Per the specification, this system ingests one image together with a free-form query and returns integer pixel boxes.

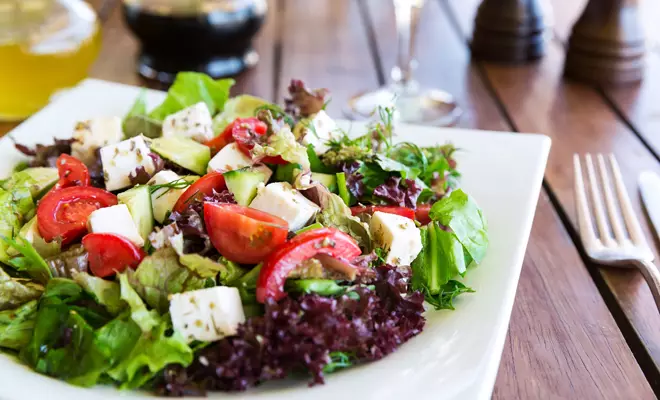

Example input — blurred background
[0,0,658,123]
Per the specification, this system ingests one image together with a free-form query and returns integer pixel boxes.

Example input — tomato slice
[56,154,90,188]
[256,227,361,303]
[82,233,146,278]
[173,172,227,213]
[204,203,289,264]
[415,204,432,225]
[37,186,118,245]
[350,205,415,220]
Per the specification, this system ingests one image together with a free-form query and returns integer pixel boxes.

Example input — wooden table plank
[446,0,660,388]
[494,193,653,399]
[363,0,653,397]
[550,0,660,167]
[277,0,379,116]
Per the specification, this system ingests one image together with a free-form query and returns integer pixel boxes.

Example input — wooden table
[4,0,660,398]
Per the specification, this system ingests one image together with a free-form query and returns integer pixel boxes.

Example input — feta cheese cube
[148,170,188,223]
[249,182,320,231]
[87,204,145,247]
[72,116,124,165]
[162,102,214,143]
[169,286,245,343]
[298,111,339,154]
[148,223,184,255]
[207,142,253,173]
[100,135,156,191]
[370,211,422,266]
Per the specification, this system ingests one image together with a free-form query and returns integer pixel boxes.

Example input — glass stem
[392,0,423,89]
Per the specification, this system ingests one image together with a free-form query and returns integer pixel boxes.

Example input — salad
[0,73,488,395]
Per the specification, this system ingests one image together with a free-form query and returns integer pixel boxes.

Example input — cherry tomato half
[205,122,235,155]
[37,186,117,245]
[350,205,415,220]
[204,202,289,264]
[205,117,268,156]
[82,233,146,278]
[232,118,287,165]
[56,154,90,188]
[256,228,361,303]
[173,172,227,213]
[415,204,432,225]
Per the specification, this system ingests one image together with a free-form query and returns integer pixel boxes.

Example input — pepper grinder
[471,0,552,63]
[564,0,646,86]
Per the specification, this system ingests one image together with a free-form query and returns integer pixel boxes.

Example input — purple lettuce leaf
[157,265,425,395]
[373,177,422,209]
[284,80,329,119]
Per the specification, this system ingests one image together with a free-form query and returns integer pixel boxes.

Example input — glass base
[345,83,461,126]
[137,49,260,85]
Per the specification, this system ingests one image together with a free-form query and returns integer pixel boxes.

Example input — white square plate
[0,79,550,400]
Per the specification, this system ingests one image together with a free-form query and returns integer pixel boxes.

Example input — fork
[574,153,660,311]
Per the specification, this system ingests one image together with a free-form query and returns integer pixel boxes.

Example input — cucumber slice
[311,172,337,192]
[274,163,301,183]
[225,167,270,206]
[151,136,211,175]
[118,185,153,241]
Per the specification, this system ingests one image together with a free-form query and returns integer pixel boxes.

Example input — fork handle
[634,259,660,312]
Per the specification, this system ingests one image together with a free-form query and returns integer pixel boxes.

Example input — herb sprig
[149,178,193,198]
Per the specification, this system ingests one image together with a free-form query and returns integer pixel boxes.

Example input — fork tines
[573,153,648,252]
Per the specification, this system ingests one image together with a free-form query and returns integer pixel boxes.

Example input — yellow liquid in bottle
[0,0,102,120]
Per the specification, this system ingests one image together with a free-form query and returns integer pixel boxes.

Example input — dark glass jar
[122,0,267,84]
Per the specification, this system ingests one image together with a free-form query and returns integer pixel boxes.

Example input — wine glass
[345,0,461,126]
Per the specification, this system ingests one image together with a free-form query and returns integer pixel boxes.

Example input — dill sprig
[149,178,192,198]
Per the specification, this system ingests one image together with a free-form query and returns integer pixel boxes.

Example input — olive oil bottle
[0,0,101,121]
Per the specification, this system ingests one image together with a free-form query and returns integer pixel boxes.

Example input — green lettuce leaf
[149,73,235,121]
[124,89,147,120]
[412,222,475,307]
[252,125,310,171]
[285,279,345,296]
[180,253,245,284]
[94,313,142,367]
[0,187,35,262]
[128,248,207,313]
[2,167,58,199]
[0,268,43,311]
[0,300,37,351]
[323,351,355,374]
[122,89,163,138]
[374,155,419,180]
[20,283,110,387]
[429,189,488,263]
[72,271,124,315]
[107,316,193,390]
[212,94,271,133]
[3,235,52,284]
[314,188,371,250]
[118,274,159,333]
[423,280,475,311]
